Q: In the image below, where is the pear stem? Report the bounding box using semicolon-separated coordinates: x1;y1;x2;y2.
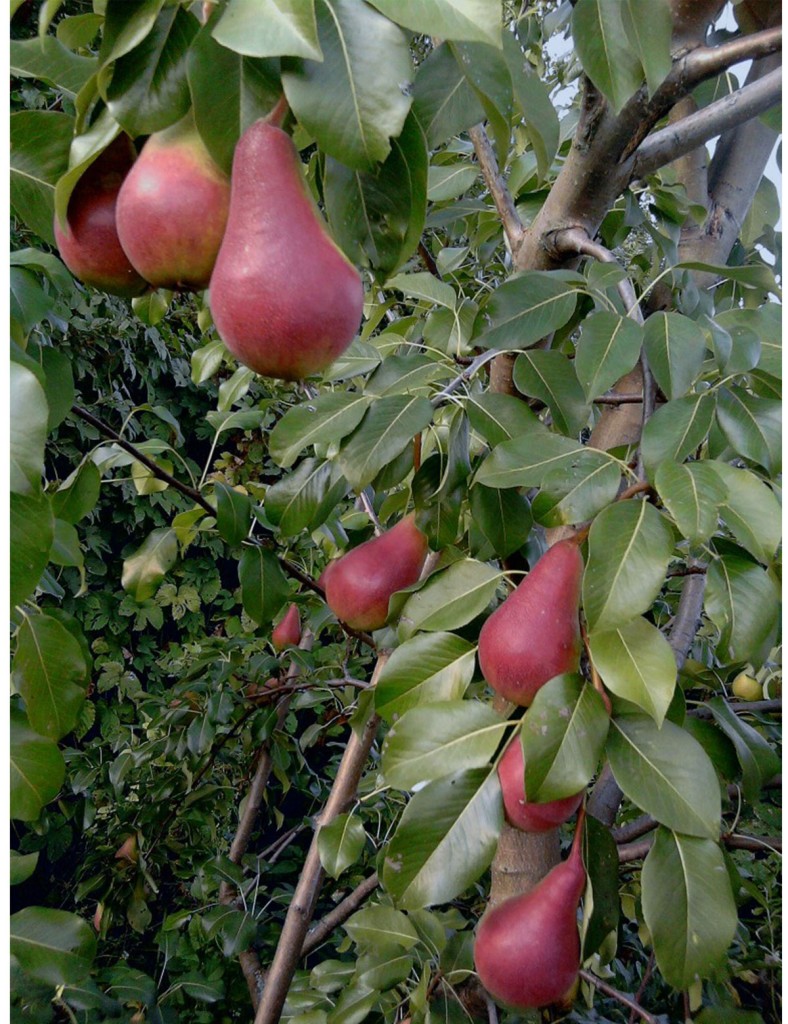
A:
265;94;290;129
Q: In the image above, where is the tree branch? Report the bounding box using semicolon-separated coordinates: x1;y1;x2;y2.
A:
634;67;782;179
580;970;660;1024
469;123;524;255
549;227;644;324
300;872;380;957
681;25;782;83
668;571;707;669
253;659;386;1024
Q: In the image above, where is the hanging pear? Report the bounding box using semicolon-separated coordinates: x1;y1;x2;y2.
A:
474;810;586;1009
54;136;147;298
324;515;429;631
115;112;230;291
272;603;302;651
209;118;364;380
478;538;583;706
497;735;583;833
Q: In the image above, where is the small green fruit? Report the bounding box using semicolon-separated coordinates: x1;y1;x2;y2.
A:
731;672;762;701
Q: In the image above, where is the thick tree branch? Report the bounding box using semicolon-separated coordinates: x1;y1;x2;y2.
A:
680;24;782;82
668;571;707;669
253;660;386;1024
634;67;782;179
468;123;524;255
301;872;380;957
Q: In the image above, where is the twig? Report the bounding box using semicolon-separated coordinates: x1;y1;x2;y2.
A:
668;571;707;669
550;227;644;325
253;658;387;1024
418;240;441;278
593;393;645;405
629;953;656;1024
485;993;499;1024
72;404;212;513
613;814;659;844
693;698;782;719
468;123;524;255
619;838;654;862
724;834;781;854
358;488;382;535
580;969;659;1024
635;349;655;482
301;872;380;957
634;67;782;179
680;25;782;85
432;349;501;405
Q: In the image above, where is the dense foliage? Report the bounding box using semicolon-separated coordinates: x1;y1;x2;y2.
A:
10;2;782;1023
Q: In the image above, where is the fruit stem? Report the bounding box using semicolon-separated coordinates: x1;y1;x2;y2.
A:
266;94;290;129
570;802;586;864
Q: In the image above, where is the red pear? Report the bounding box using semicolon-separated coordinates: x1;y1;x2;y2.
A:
497;735;583;833
478;538;583;706
474;812;586;1009
272;603;302;651
324;515;429;631
54;136;147;298
209;119;364;380
116;113;230;290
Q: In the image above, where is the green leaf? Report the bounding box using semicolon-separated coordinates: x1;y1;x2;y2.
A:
281;0;413;170
338;395;433;490
643;312;707;401
11;907;96;987
205;408;267;435
367;353;451;399
427;162;478;202
270;392;371;469
375;632;476;722
385;271;457;310
53;109;121;229
412;42;485;149
715;388;781;475
575;311;643;402
98;0;165;68
713;309;762;375
13;612;88;741
478;271;578;350
469;484;532;557
191;338;227;384
325;111;428;278
39;346;75;431
504;33;559;182
707;462;780;564
121;528;179;602
449;41;511;163
354;948;413;991
704;551;780;665
367;0;501;47
475;429;583;489
705;697;781;803
607;716;721;838
238;546;290;626
582;500;674;631
513;350;590;436
266;458;349;537
532;450;621;527
344;906;419;951
106;5;198;136
318;813;367;879
641;393;716;473
572;0;644;113
215;484;251;546
50;519;85;571
655;460;727;546
465;392;541;447
588;618;676;726
398;559;500;637
521;675;610;801
10;362;49;496
57;13;104;51
188;19;280;175
326;987;377;1024
213;0;322;60
218;368;255;412
10;707;66;820
620;0;672;95
51;460;101;524
11;492;54;608
642;829;737;988
382;767;502;909
10;851;39;887
10;36;96;96
11;268;55;339
582;815;620;959
382;701;506;790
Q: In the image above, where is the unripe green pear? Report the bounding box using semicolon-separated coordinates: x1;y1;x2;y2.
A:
474;812;586;1009
54;136;147;298
116;112;230;290
497;736;583;833
209;118;364;380
324;515;429;631
478;538;583;707
731;671;762;701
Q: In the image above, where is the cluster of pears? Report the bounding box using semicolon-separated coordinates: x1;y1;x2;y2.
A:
54;107;363;380
473;536;588;1010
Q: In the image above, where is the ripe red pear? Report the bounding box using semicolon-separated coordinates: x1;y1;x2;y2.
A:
478;538;583;707
474;811;586;1010
497;735;583;833
324;515;429;631
54;136;147;298
209;118;364;380
272;603;302;651
116;113;230;290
